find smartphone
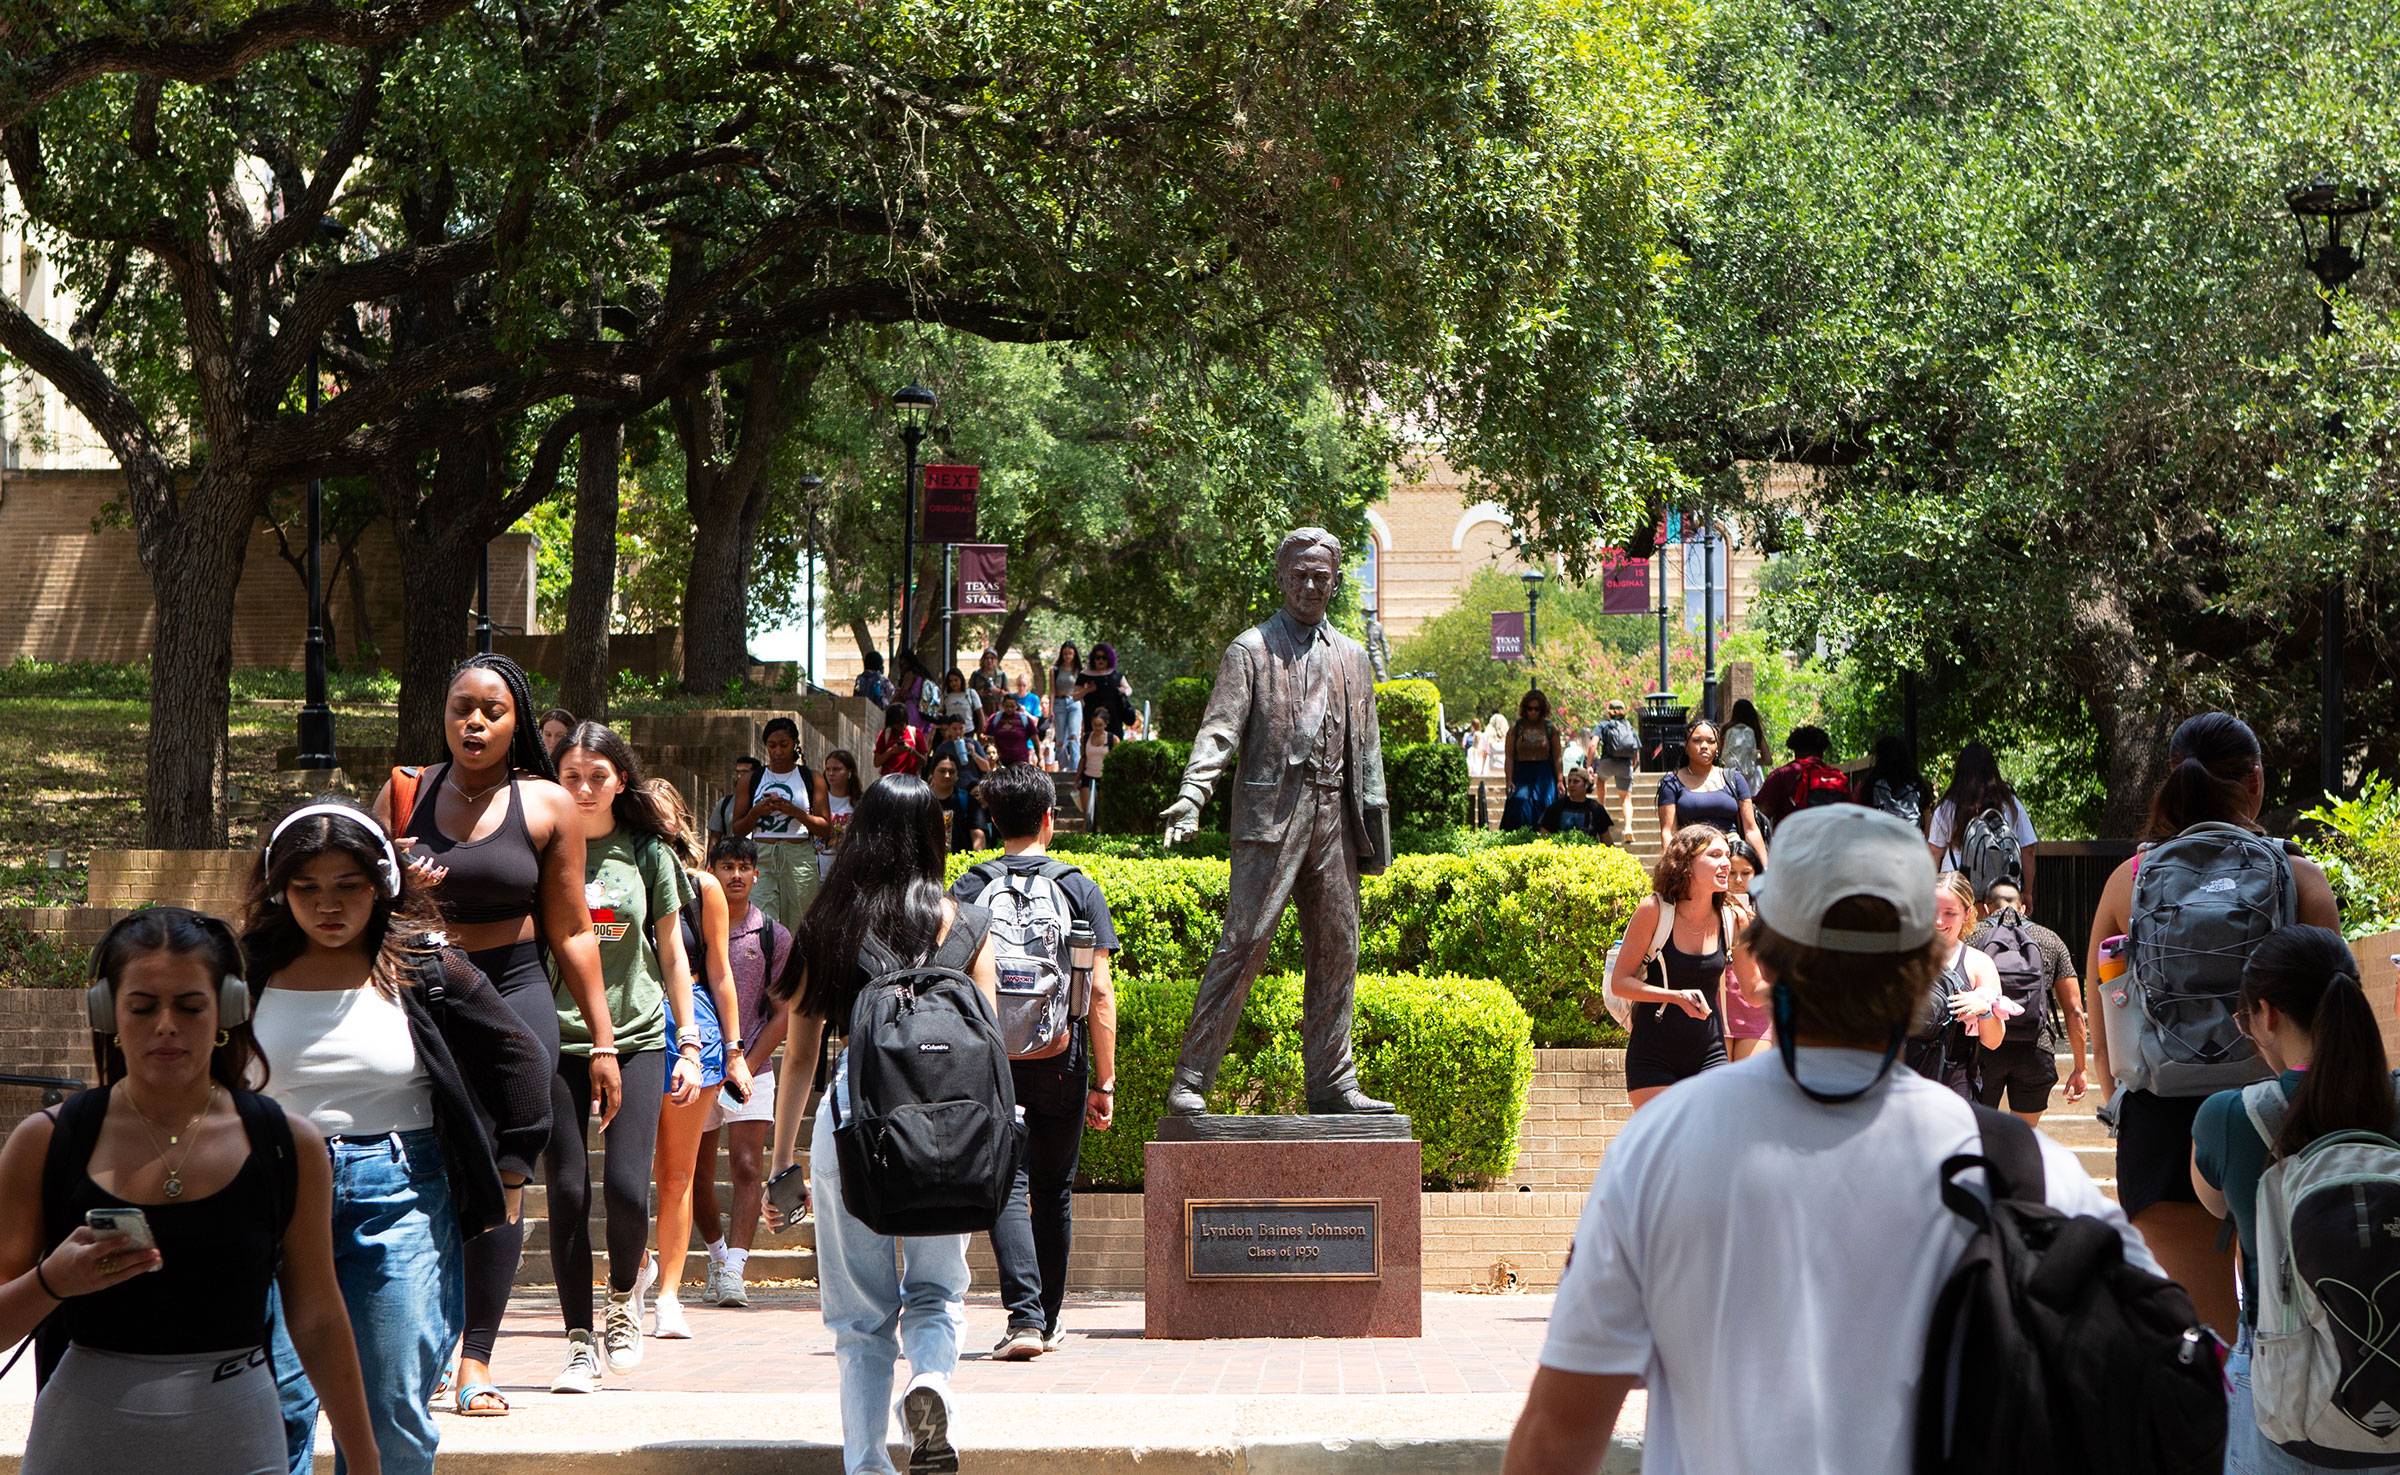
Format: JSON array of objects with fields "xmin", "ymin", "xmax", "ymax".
[
  {"xmin": 724, "ymin": 1074, "xmax": 751, "ymax": 1106},
  {"xmin": 86, "ymin": 1207, "xmax": 155, "ymax": 1251},
  {"xmin": 766, "ymin": 1164, "xmax": 809, "ymax": 1223}
]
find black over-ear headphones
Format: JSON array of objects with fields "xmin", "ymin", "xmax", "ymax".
[{"xmin": 88, "ymin": 908, "xmax": 251, "ymax": 1032}]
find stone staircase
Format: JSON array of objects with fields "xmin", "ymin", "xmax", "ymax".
[{"xmin": 1470, "ymin": 773, "xmax": 1666, "ymax": 868}]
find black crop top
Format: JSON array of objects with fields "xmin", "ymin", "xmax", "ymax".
[
  {"xmin": 45, "ymin": 1089, "xmax": 291, "ymax": 1357},
  {"xmin": 402, "ymin": 762, "xmax": 544, "ymax": 926}
]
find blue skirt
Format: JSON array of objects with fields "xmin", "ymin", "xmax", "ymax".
[{"xmin": 1501, "ymin": 758, "xmax": 1557, "ymax": 830}]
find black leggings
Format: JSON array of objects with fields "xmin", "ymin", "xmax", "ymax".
[
  {"xmin": 548, "ymin": 1049, "xmax": 666, "ymax": 1332},
  {"xmin": 460, "ymin": 940, "xmax": 559, "ymax": 1364}
]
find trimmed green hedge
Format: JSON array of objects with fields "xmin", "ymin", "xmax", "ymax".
[
  {"xmin": 1386, "ymin": 741, "xmax": 1471, "ymax": 829},
  {"xmin": 1150, "ymin": 676, "xmax": 1214, "ymax": 743},
  {"xmin": 1361, "ymin": 842, "xmax": 1648, "ymax": 1046},
  {"xmin": 948, "ymin": 837, "xmax": 1645, "ymax": 1046},
  {"xmin": 1376, "ymin": 678, "xmax": 1442, "ymax": 746},
  {"xmin": 1089, "ymin": 740, "xmax": 1225, "ymax": 835},
  {"xmin": 1084, "ymin": 972, "xmax": 1534, "ymax": 1188}
]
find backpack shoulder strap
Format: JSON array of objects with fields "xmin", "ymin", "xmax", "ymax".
[
  {"xmin": 2242, "ymin": 1078, "xmax": 2292, "ymax": 1154},
  {"xmin": 231, "ymin": 1089, "xmax": 299, "ymax": 1239},
  {"xmin": 389, "ymin": 765, "xmax": 423, "ymax": 835},
  {"xmin": 1971, "ymin": 1104, "xmax": 2045, "ymax": 1205}
]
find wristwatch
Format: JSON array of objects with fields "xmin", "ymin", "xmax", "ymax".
[
  {"xmin": 1093, "ymin": 1081, "xmax": 1116, "ymax": 1096},
  {"xmin": 726, "ymin": 1037, "xmax": 746, "ymax": 1052}
]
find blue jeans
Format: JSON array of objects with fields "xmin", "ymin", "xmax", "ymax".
[
  {"xmin": 1054, "ymin": 698, "xmax": 1082, "ymax": 776},
  {"xmin": 2226, "ymin": 1327, "xmax": 2400, "ymax": 1474},
  {"xmin": 272, "ymin": 1129, "xmax": 463, "ymax": 1475},
  {"xmin": 813, "ymin": 1060, "xmax": 970, "ymax": 1475}
]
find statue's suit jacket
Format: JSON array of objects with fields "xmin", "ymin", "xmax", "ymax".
[{"xmin": 1177, "ymin": 611, "xmax": 1388, "ymax": 871}]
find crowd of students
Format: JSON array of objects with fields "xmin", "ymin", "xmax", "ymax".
[
  {"xmin": 1517, "ymin": 709, "xmax": 2396, "ymax": 1475},
  {"xmin": 0, "ymin": 653, "xmax": 1125, "ymax": 1475}
]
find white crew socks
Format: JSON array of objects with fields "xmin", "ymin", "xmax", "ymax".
[
  {"xmin": 705, "ymin": 1237, "xmax": 727, "ymax": 1263},
  {"xmin": 724, "ymin": 1247, "xmax": 750, "ymax": 1277}
]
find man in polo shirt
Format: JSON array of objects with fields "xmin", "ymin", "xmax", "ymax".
[{"xmin": 1503, "ymin": 806, "xmax": 2156, "ymax": 1475}]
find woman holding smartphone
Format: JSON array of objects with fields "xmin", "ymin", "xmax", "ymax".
[
  {"xmin": 0, "ymin": 909, "xmax": 379, "ymax": 1475},
  {"xmin": 241, "ymin": 799, "xmax": 551, "ymax": 1457}
]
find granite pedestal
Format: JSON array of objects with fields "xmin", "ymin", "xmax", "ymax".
[{"xmin": 1144, "ymin": 1116, "xmax": 1422, "ymax": 1339}]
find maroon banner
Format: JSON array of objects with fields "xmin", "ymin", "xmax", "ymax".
[
  {"xmin": 920, "ymin": 464, "xmax": 981, "ymax": 541},
  {"xmin": 1490, "ymin": 610, "xmax": 1526, "ymax": 662},
  {"xmin": 1601, "ymin": 549, "xmax": 1650, "ymax": 615},
  {"xmin": 956, "ymin": 544, "xmax": 1007, "ymax": 613}
]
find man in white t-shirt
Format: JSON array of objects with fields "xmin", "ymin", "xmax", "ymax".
[{"xmin": 1504, "ymin": 805, "xmax": 2156, "ymax": 1475}]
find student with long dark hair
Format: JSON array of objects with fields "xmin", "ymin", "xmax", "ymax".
[
  {"xmin": 0, "ymin": 911, "xmax": 380, "ymax": 1475},
  {"xmin": 765, "ymin": 775, "xmax": 1001, "ymax": 1475},
  {"xmin": 241, "ymin": 800, "xmax": 550, "ymax": 1456},
  {"xmin": 2086, "ymin": 712, "xmax": 2340, "ymax": 1336},
  {"xmin": 372, "ymin": 652, "xmax": 611, "ymax": 1417},
  {"xmin": 1050, "ymin": 642, "xmax": 1085, "ymax": 776},
  {"xmin": 1856, "ymin": 733, "xmax": 1933, "ymax": 828},
  {"xmin": 2194, "ymin": 926, "xmax": 2400, "ymax": 1472},
  {"xmin": 546, "ymin": 723, "xmax": 703, "ymax": 1390},
  {"xmin": 1925, "ymin": 740, "xmax": 2034, "ymax": 871}
]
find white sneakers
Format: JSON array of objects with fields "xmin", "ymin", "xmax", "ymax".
[
  {"xmin": 900, "ymin": 1373, "xmax": 958, "ymax": 1475},
  {"xmin": 705, "ymin": 1257, "xmax": 749, "ymax": 1307},
  {"xmin": 550, "ymin": 1330, "xmax": 602, "ymax": 1394},
  {"xmin": 652, "ymin": 1292, "xmax": 692, "ymax": 1340},
  {"xmin": 605, "ymin": 1254, "xmax": 653, "ymax": 1373}
]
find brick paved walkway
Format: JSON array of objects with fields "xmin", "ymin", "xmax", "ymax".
[{"xmin": 482, "ymin": 1287, "xmax": 1554, "ymax": 1399}]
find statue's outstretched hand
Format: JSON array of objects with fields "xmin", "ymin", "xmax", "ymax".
[{"xmin": 1161, "ymin": 796, "xmax": 1201, "ymax": 846}]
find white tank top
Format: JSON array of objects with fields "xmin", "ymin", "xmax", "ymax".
[{"xmin": 252, "ymin": 985, "xmax": 435, "ymax": 1136}]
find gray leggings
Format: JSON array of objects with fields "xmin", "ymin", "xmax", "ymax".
[{"xmin": 25, "ymin": 1344, "xmax": 284, "ymax": 1474}]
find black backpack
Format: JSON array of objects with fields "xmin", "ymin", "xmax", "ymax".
[
  {"xmin": 1916, "ymin": 1108, "xmax": 2225, "ymax": 1474},
  {"xmin": 1974, "ymin": 911, "xmax": 2050, "ymax": 1043},
  {"xmin": 833, "ymin": 914, "xmax": 1025, "ymax": 1237}
]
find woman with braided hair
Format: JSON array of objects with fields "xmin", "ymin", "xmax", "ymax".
[{"xmin": 371, "ymin": 653, "xmax": 613, "ymax": 1418}]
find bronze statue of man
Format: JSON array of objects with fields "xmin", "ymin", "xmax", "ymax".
[{"xmin": 1160, "ymin": 527, "xmax": 1394, "ymax": 1115}]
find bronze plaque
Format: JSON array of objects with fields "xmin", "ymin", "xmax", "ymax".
[{"xmin": 1186, "ymin": 1199, "xmax": 1380, "ymax": 1280}]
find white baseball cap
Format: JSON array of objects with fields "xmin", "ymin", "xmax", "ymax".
[{"xmin": 1748, "ymin": 806, "xmax": 1936, "ymax": 953}]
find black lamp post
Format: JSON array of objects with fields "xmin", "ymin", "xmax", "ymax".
[
  {"xmin": 474, "ymin": 548, "xmax": 494, "ymax": 655},
  {"xmin": 798, "ymin": 473, "xmax": 823, "ymax": 689},
  {"xmin": 2286, "ymin": 178, "xmax": 2385, "ymax": 800},
  {"xmin": 1521, "ymin": 569, "xmax": 1546, "ymax": 688},
  {"xmin": 293, "ymin": 217, "xmax": 346, "ymax": 770},
  {"xmin": 893, "ymin": 384, "xmax": 937, "ymax": 669}
]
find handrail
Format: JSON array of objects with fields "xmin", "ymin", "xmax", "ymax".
[{"xmin": 0, "ymin": 1071, "xmax": 86, "ymax": 1106}]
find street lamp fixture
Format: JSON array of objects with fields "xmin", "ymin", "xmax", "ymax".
[
  {"xmin": 1520, "ymin": 569, "xmax": 1546, "ymax": 689},
  {"xmin": 798, "ymin": 473, "xmax": 824, "ymax": 690},
  {"xmin": 2287, "ymin": 180, "xmax": 2385, "ymax": 334},
  {"xmin": 893, "ymin": 384, "xmax": 937, "ymax": 671},
  {"xmin": 2284, "ymin": 178, "xmax": 2384, "ymax": 800}
]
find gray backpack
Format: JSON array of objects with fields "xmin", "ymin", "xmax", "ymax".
[
  {"xmin": 2241, "ymin": 1079, "xmax": 2400, "ymax": 1455},
  {"xmin": 966, "ymin": 858, "xmax": 1083, "ymax": 1060},
  {"xmin": 2121, "ymin": 822, "xmax": 2293, "ymax": 1097},
  {"xmin": 1959, "ymin": 807, "xmax": 2023, "ymax": 899}
]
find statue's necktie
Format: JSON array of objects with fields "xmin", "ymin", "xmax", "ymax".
[{"xmin": 1296, "ymin": 624, "xmax": 1331, "ymax": 765}]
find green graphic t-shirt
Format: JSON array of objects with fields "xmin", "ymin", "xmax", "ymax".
[{"xmin": 554, "ymin": 827, "xmax": 691, "ymax": 1057}]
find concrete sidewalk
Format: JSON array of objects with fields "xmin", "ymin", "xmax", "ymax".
[{"xmin": 0, "ymin": 1291, "xmax": 1645, "ymax": 1472}]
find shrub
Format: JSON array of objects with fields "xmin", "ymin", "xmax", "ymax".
[
  {"xmin": 1376, "ymin": 678, "xmax": 1442, "ymax": 746},
  {"xmin": 1085, "ymin": 972, "xmax": 1534, "ymax": 1188},
  {"xmin": 1385, "ymin": 741, "xmax": 1471, "ymax": 829},
  {"xmin": 952, "ymin": 836, "xmax": 1644, "ymax": 1046},
  {"xmin": 2301, "ymin": 773, "xmax": 2400, "ymax": 939},
  {"xmin": 0, "ymin": 913, "xmax": 85, "ymax": 988},
  {"xmin": 1361, "ymin": 840, "xmax": 1648, "ymax": 1045},
  {"xmin": 1150, "ymin": 676, "xmax": 1215, "ymax": 743},
  {"xmin": 1088, "ymin": 740, "xmax": 1228, "ymax": 835}
]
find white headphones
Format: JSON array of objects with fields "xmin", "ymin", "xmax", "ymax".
[{"xmin": 267, "ymin": 803, "xmax": 404, "ymax": 900}]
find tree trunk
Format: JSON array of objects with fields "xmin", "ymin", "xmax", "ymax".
[
  {"xmin": 2065, "ymin": 587, "xmax": 2177, "ymax": 837},
  {"xmin": 392, "ymin": 529, "xmax": 482, "ymax": 763},
  {"xmin": 341, "ymin": 543, "xmax": 377, "ymax": 667},
  {"xmin": 680, "ymin": 505, "xmax": 751, "ymax": 693},
  {"xmin": 848, "ymin": 617, "xmax": 881, "ymax": 673},
  {"xmin": 562, "ymin": 419, "xmax": 622, "ymax": 720},
  {"xmin": 140, "ymin": 482, "xmax": 251, "ymax": 847}
]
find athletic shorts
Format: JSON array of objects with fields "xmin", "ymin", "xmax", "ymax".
[
  {"xmin": 706, "ymin": 1067, "xmax": 776, "ymax": 1130},
  {"xmin": 2114, "ymin": 1088, "xmax": 2207, "ymax": 1220},
  {"xmin": 1595, "ymin": 757, "xmax": 1635, "ymax": 792},
  {"xmin": 1974, "ymin": 1038, "xmax": 2059, "ymax": 1114}
]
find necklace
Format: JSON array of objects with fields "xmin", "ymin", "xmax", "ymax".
[
  {"xmin": 123, "ymin": 1082, "xmax": 216, "ymax": 1199},
  {"xmin": 446, "ymin": 768, "xmax": 508, "ymax": 802}
]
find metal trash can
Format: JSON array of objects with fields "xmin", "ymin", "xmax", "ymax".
[{"xmin": 1639, "ymin": 692, "xmax": 1688, "ymax": 773}]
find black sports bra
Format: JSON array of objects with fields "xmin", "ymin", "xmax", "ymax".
[{"xmin": 402, "ymin": 762, "xmax": 544, "ymax": 926}]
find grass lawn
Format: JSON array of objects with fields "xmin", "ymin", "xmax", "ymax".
[{"xmin": 0, "ymin": 695, "xmax": 399, "ymax": 908}]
